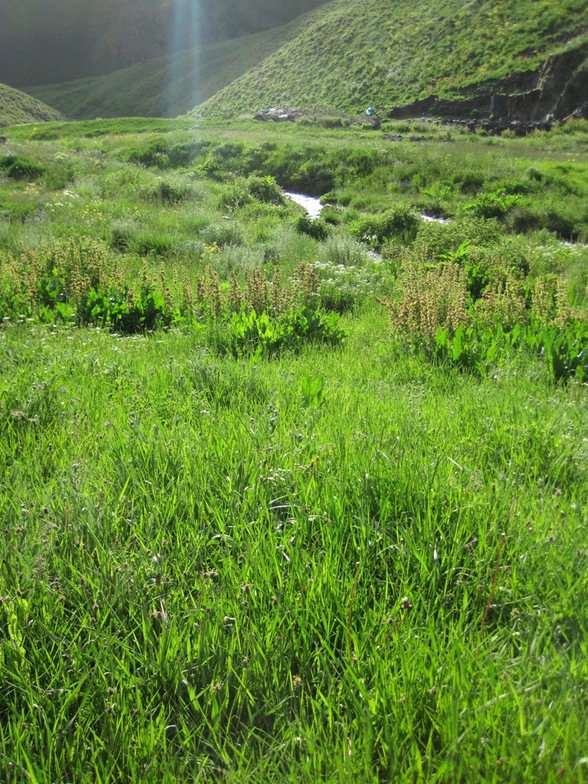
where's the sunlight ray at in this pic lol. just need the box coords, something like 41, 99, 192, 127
168, 0, 202, 116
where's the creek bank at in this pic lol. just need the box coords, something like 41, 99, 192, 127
284, 191, 448, 226
283, 193, 588, 261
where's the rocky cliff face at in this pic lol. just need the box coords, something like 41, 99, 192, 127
388, 39, 588, 124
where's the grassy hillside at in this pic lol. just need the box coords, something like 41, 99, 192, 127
23, 0, 588, 121
27, 20, 309, 120
193, 0, 588, 118
0, 83, 63, 127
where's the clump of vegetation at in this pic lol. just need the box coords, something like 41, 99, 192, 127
0, 239, 345, 353
351, 208, 419, 248
379, 251, 588, 380
0, 154, 46, 181
296, 214, 330, 240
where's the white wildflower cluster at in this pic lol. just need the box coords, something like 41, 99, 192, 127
312, 259, 385, 312
46, 189, 79, 211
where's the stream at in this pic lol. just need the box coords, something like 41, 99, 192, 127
283, 193, 588, 251
283, 191, 324, 219
283, 191, 448, 224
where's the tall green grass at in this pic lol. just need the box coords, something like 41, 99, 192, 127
1, 309, 587, 781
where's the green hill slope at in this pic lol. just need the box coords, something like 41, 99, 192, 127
193, 0, 588, 119
0, 83, 63, 127
26, 19, 309, 120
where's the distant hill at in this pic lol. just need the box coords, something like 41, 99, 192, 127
0, 83, 63, 127
0, 0, 329, 88
26, 19, 309, 120
193, 0, 588, 120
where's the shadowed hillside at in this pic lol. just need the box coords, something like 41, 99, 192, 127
0, 0, 329, 88
26, 19, 309, 120
0, 83, 63, 127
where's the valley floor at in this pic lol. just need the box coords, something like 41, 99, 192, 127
0, 117, 587, 782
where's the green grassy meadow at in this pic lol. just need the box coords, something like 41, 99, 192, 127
1, 117, 588, 782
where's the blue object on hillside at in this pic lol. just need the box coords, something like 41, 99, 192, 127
366, 107, 375, 116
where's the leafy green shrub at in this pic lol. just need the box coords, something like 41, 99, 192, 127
432, 320, 588, 381
167, 141, 209, 168
0, 154, 46, 181
323, 190, 353, 207
295, 215, 330, 241
351, 208, 419, 248
544, 209, 578, 241
209, 304, 345, 358
507, 206, 543, 234
414, 217, 502, 259
78, 284, 172, 332
526, 166, 547, 182
246, 174, 284, 205
218, 175, 284, 211
289, 160, 335, 196
126, 138, 168, 168
452, 170, 485, 195
465, 191, 520, 220
525, 321, 588, 382
201, 221, 244, 247
436, 241, 490, 301
320, 206, 342, 225
153, 180, 193, 204
493, 178, 536, 196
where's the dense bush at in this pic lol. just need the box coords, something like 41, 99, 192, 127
245, 174, 284, 205
200, 220, 244, 247
219, 174, 285, 211
0, 154, 46, 181
296, 214, 330, 241
351, 208, 419, 248
465, 190, 520, 220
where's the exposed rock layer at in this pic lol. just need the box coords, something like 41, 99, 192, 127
387, 41, 588, 124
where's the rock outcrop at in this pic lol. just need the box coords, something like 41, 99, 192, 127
253, 107, 306, 122
387, 38, 588, 129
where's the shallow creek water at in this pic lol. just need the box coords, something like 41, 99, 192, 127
283, 191, 324, 219
284, 191, 448, 224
